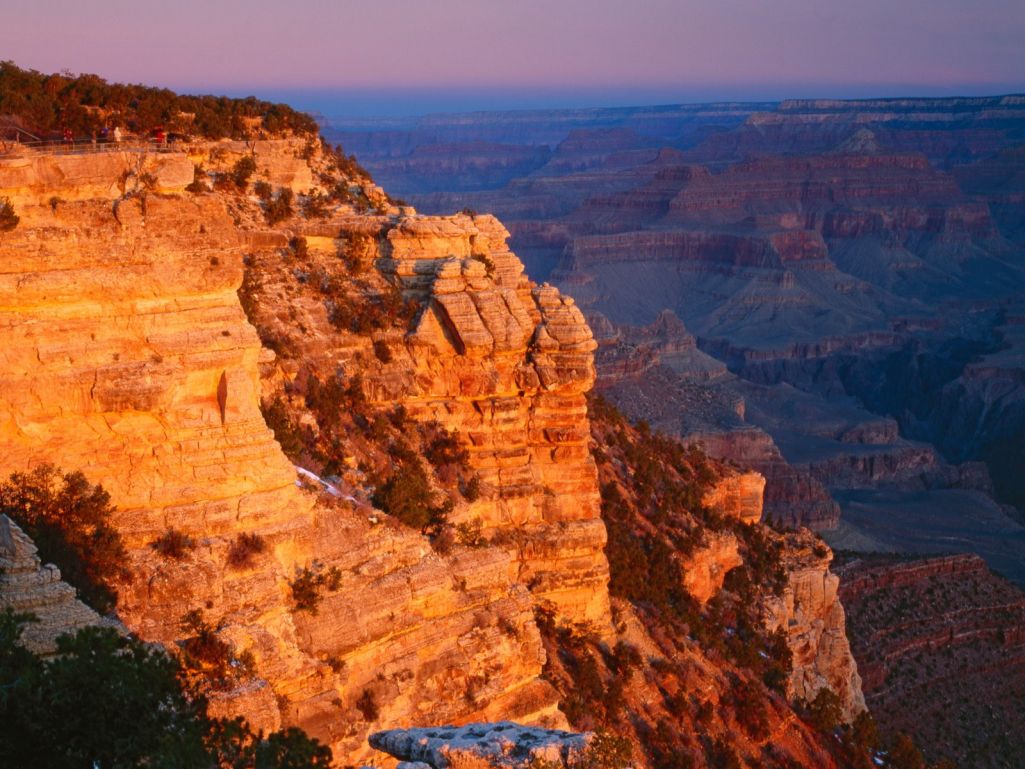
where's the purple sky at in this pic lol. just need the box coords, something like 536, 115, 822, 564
3, 0, 1023, 115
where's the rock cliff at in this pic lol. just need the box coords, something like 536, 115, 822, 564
0, 136, 866, 768
0, 145, 569, 761
763, 532, 865, 721
0, 515, 107, 655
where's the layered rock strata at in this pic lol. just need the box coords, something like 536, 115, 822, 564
245, 210, 612, 625
837, 553, 1025, 768
0, 149, 567, 761
764, 533, 865, 721
0, 514, 106, 655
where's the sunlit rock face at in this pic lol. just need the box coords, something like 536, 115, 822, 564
0, 149, 569, 762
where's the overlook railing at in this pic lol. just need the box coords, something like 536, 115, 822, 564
0, 138, 183, 157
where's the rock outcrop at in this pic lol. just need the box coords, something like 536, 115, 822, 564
0, 133, 870, 768
369, 722, 591, 769
0, 515, 106, 655
764, 533, 865, 721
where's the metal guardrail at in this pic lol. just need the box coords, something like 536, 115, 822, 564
0, 138, 182, 157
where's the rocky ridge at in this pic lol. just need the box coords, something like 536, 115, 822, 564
0, 144, 573, 761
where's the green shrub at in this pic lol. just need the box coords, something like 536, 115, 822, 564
254, 180, 273, 200
424, 426, 469, 470
455, 520, 486, 548
355, 689, 379, 721
800, 687, 843, 733
288, 564, 342, 615
0, 611, 332, 767
461, 473, 482, 501
0, 61, 318, 139
372, 339, 392, 363
178, 609, 254, 691
301, 191, 329, 219
263, 188, 294, 225
0, 197, 19, 232
0, 466, 128, 613
230, 155, 257, 190
372, 462, 451, 533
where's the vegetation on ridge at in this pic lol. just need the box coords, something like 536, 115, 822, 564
0, 60, 317, 139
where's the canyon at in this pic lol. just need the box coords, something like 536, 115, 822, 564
837, 552, 1025, 768
329, 94, 1025, 574
0, 131, 864, 768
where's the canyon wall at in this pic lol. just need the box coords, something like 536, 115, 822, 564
0, 141, 866, 767
0, 148, 571, 761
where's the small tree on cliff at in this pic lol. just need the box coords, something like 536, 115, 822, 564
0, 466, 129, 613
0, 197, 18, 231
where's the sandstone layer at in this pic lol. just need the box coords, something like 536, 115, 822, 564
0, 147, 566, 762
0, 514, 106, 655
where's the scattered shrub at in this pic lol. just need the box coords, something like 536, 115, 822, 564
301, 191, 329, 219
230, 155, 257, 190
254, 180, 273, 200
461, 473, 482, 501
800, 688, 843, 734
150, 528, 195, 560
372, 339, 392, 363
0, 465, 128, 613
288, 564, 342, 615
263, 188, 293, 225
0, 197, 19, 232
226, 533, 267, 570
455, 520, 487, 548
371, 462, 451, 533
424, 425, 469, 470
0, 611, 332, 767
355, 689, 379, 721
48, 196, 62, 212
177, 609, 254, 691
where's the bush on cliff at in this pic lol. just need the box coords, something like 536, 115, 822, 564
0, 197, 18, 232
263, 188, 294, 225
230, 155, 257, 191
0, 610, 332, 768
371, 461, 452, 534
0, 466, 128, 614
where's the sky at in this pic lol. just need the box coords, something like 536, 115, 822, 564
2, 0, 1023, 117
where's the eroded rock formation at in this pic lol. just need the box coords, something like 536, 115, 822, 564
0, 515, 106, 655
